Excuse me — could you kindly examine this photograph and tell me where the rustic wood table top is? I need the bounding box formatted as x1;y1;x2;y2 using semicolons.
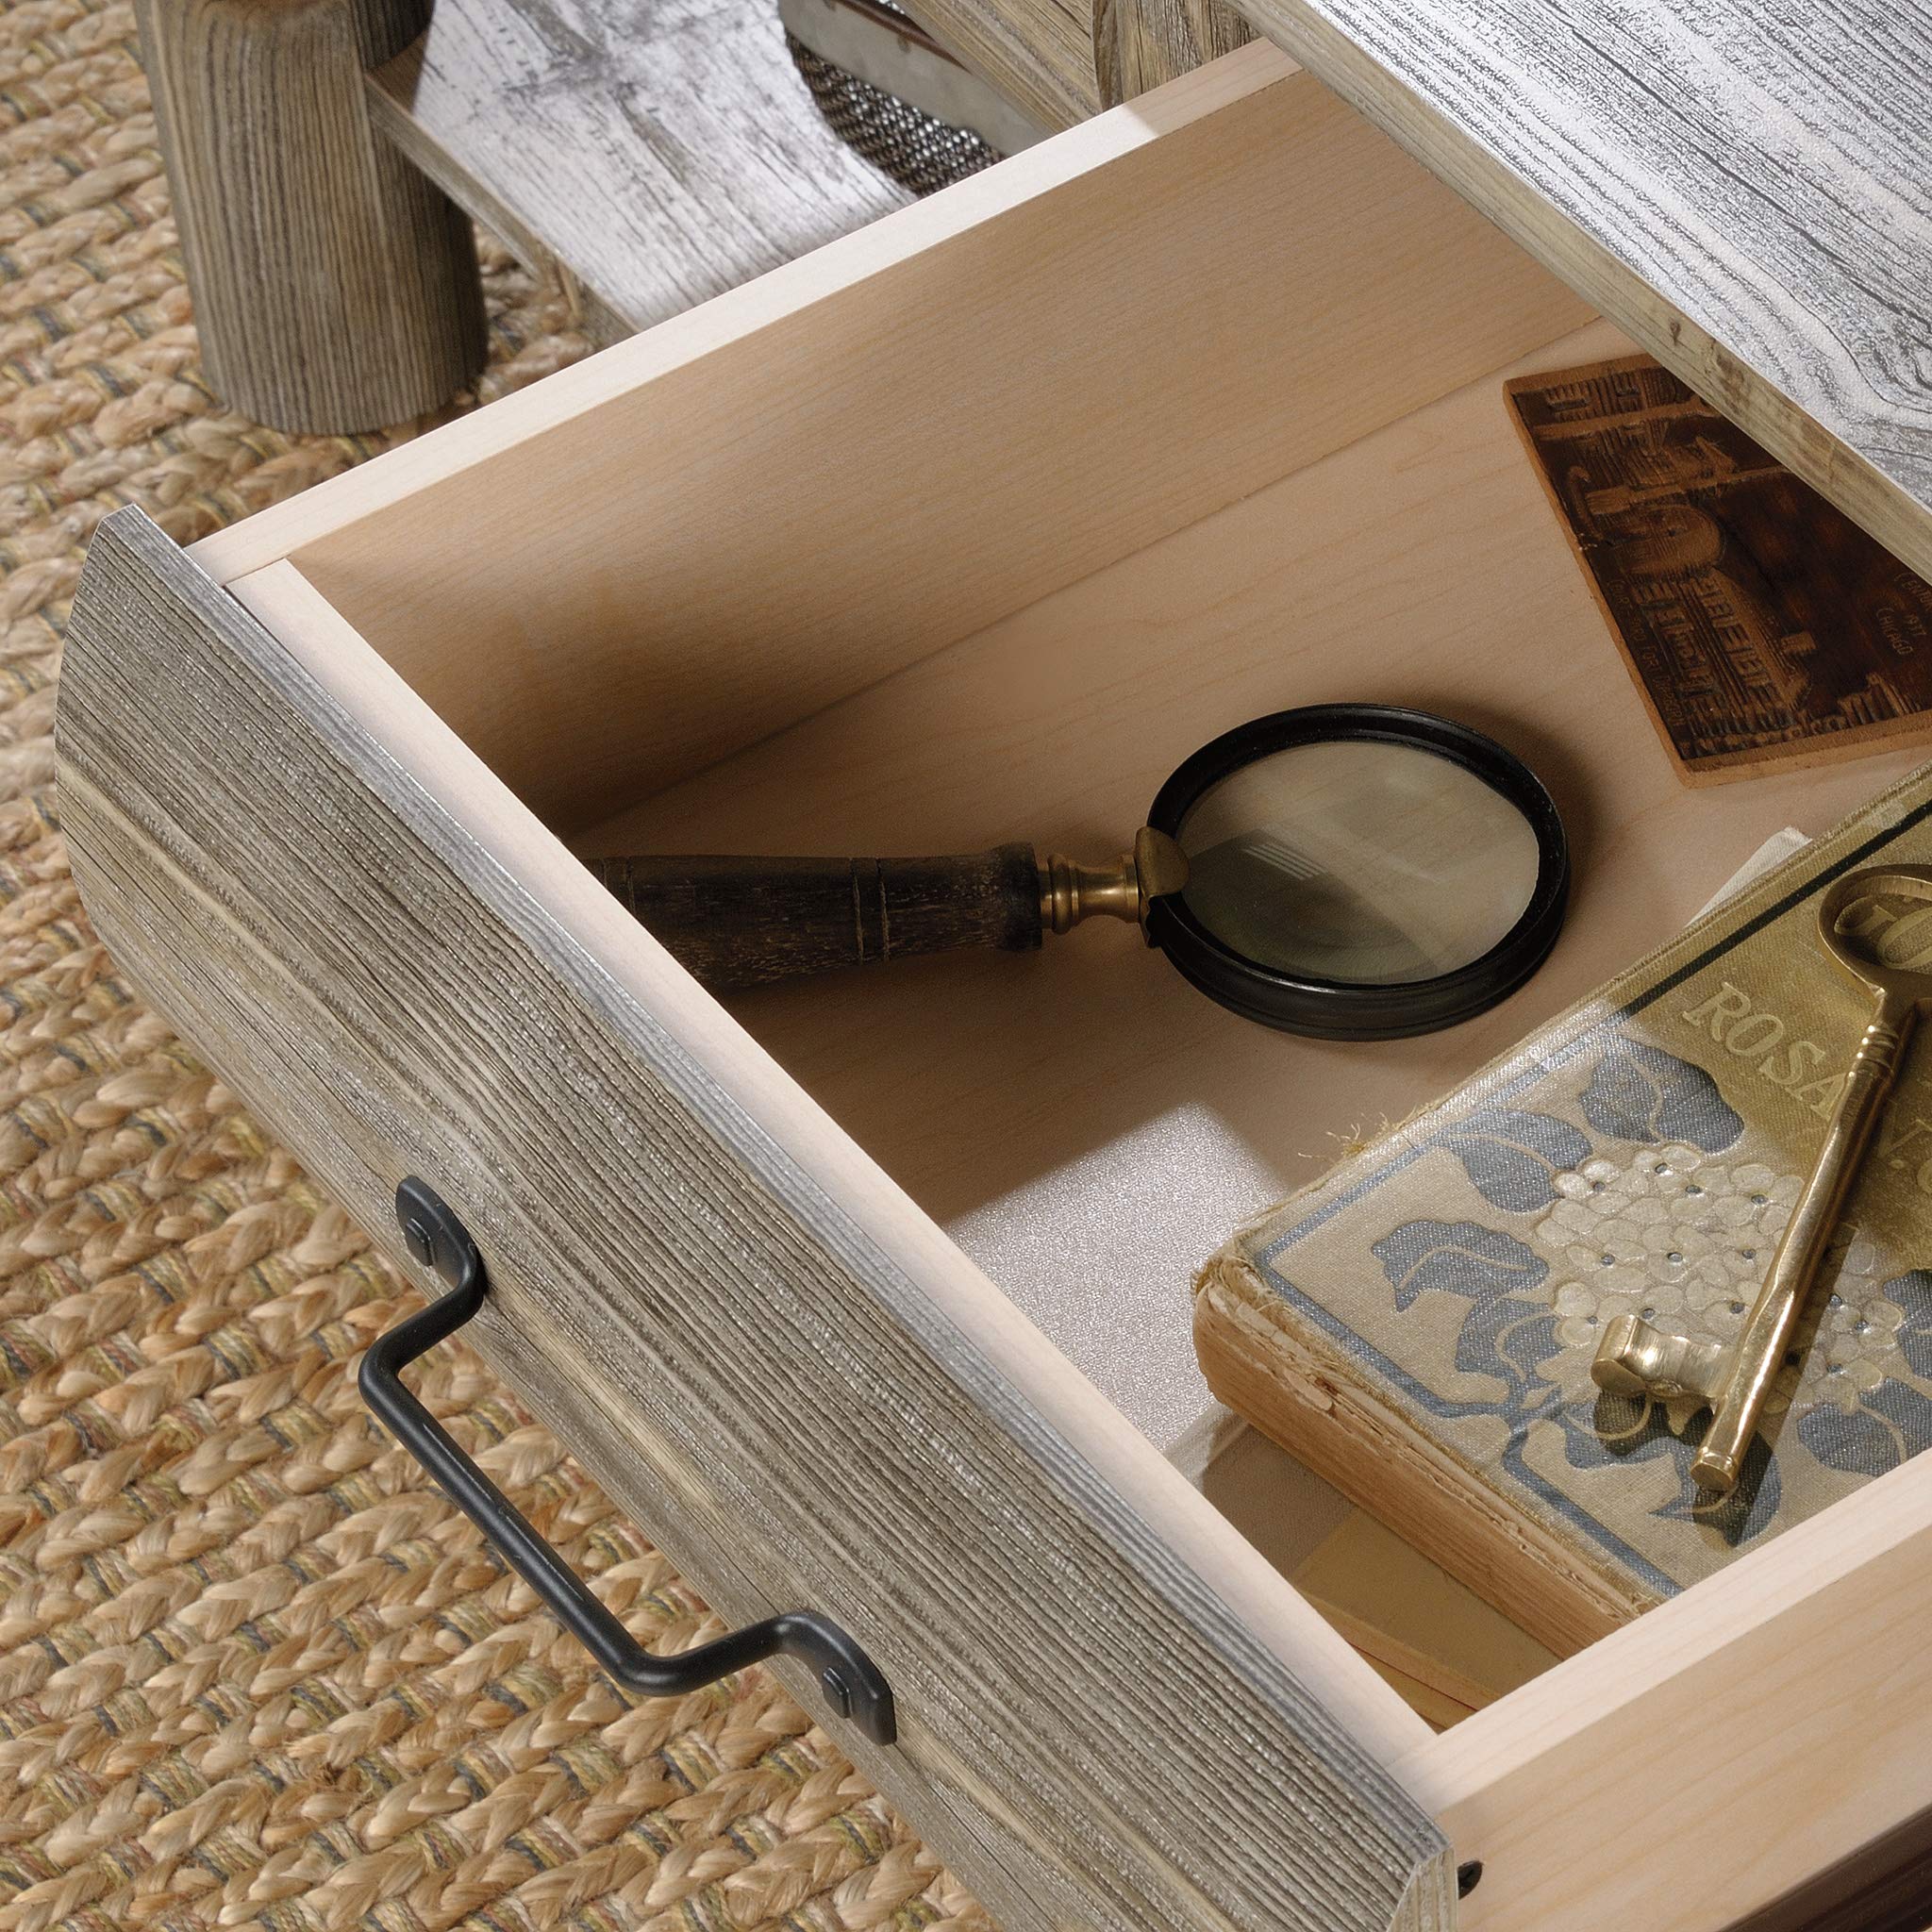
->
1224;0;1932;582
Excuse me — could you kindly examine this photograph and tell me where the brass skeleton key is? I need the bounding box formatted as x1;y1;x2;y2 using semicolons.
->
1592;865;1932;1495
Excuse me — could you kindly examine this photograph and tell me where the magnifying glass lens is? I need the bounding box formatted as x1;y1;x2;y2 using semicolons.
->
1174;739;1546;987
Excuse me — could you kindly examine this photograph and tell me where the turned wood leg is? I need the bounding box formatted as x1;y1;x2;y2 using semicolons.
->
136;0;487;435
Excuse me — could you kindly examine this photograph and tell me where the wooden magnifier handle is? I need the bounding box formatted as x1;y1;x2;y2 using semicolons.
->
598;846;1046;991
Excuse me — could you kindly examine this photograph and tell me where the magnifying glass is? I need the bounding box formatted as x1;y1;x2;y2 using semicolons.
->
600;703;1569;1039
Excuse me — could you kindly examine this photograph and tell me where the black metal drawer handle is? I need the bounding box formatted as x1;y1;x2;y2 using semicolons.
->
358;1177;897;1746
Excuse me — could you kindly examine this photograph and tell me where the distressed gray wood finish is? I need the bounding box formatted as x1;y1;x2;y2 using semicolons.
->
1228;0;1932;584
58;507;1456;1932
364;0;908;343
136;0;486;432
903;0;1237;121
1099;0;1252;101
901;0;1101;129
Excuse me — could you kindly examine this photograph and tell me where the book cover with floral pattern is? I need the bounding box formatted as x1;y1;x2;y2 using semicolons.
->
1197;760;1932;1649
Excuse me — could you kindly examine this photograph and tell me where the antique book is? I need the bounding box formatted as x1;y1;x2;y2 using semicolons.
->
1195;767;1932;1656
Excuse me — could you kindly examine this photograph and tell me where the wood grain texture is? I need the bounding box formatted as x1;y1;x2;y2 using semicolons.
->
135;0;485;433
1403;1451;1932;1932
577;313;1923;1413
363;0;907;344
190;47;1594;835
1228;0;1932;587
598;847;1044;990
899;0;1101;129
57;508;1452;1932
363;36;625;349
555;298;1932;1920
1734;1803;1932;1932
564;312;1932;1916
1099;0;1252;102
189;42;1280;587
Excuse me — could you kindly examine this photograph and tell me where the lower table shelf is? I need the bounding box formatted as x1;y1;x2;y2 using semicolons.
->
366;0;911;345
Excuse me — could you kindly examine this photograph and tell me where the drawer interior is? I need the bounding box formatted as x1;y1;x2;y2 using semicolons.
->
192;42;1607;1463
563;306;1925;1728
574;310;1926;1448
162;38;1932;1927
197;30;1932;1674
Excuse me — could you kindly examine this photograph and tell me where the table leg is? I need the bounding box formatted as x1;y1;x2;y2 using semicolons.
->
1098;0;1251;102
136;0;487;435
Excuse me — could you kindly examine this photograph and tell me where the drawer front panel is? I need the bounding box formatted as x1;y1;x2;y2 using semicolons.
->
58;509;1454;1932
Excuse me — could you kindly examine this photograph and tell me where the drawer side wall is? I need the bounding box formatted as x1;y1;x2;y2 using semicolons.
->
1403;1448;1932;1932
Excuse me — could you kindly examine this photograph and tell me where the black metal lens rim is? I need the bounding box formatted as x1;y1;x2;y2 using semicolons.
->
1142;703;1570;1040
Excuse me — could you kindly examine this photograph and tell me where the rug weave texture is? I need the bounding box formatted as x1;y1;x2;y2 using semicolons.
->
0;8;982;1929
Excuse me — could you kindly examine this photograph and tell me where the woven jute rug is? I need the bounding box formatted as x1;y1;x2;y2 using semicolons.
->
0;7;984;1929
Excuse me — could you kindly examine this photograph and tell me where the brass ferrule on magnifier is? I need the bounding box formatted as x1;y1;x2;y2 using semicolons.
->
1039;826;1188;940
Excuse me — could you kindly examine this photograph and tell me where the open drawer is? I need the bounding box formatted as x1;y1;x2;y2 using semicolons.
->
56;42;1932;1932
